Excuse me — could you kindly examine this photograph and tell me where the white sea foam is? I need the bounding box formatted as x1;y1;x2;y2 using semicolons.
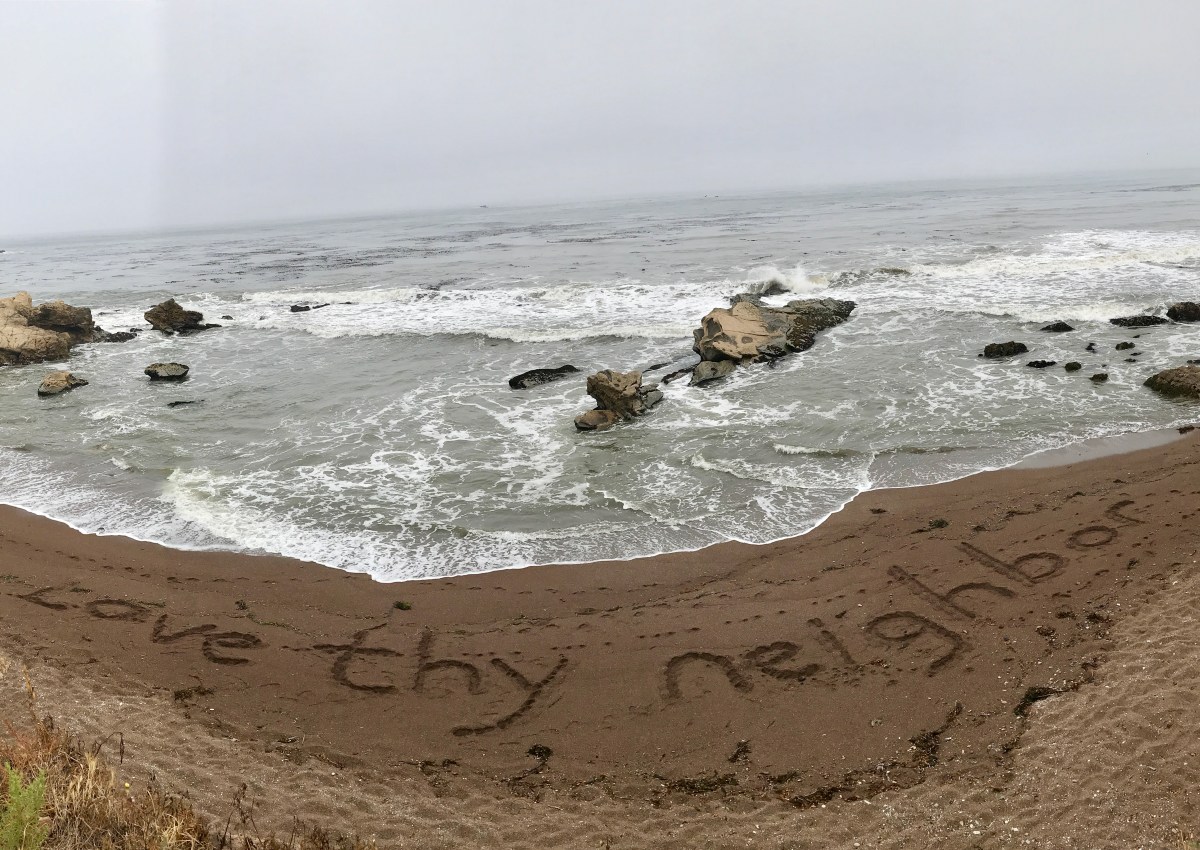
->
233;264;827;343
742;263;827;295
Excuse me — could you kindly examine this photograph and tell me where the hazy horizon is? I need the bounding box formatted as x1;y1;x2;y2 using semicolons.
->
4;1;1198;240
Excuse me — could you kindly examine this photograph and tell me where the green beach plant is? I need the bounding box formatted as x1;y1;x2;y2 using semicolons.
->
0;766;48;850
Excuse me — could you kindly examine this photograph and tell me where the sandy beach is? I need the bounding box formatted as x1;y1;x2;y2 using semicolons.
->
1;429;1197;848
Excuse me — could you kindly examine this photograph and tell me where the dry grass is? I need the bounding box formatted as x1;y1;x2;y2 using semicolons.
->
1;669;374;850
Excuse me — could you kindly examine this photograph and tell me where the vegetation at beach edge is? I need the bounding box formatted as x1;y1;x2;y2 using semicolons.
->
1;671;375;850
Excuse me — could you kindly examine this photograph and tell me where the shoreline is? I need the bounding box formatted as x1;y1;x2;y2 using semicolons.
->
1;428;1198;846
0;424;1192;582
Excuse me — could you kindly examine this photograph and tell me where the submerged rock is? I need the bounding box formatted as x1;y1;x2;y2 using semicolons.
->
144;299;219;334
652;353;702;384
1115;341;1135;351
1144;365;1200;399
574;369;663;431
1110;314;1168;328
167;399;203;408
93;327;138;343
1064;362;1083;372
981;341;1028;359
1085;342;1098;353
1026;360;1056;369
1040;321;1075;333
692;297;855;363
1167;302;1200;323
145;362;190;381
1090;373;1109;383
689;359;737;385
508;364;579;390
573;409;620;431
290;303;330;313
37;370;88;396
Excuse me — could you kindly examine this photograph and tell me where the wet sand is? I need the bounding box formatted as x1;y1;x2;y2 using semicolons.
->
1;430;1198;848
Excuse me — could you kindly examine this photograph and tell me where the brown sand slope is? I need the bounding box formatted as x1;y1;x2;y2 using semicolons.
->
0;432;1198;847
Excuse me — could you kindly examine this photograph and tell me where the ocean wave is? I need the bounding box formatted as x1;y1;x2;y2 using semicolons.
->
908;230;1200;280
928;302;1167;324
742;264;828;295
233;263;828;343
828;266;913;286
772;445;867;458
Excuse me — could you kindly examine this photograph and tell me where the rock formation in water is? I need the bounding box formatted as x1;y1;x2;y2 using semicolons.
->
981;341;1028;358
1110;314;1168;328
509;364;580;389
689;359;736;385
145;362;190;381
692;298;856;363
1040;321;1075;332
574;370;663;431
37;371;88;396
1167;302;1200;323
0;292;103;366
144;299;219;334
1144;365;1200;399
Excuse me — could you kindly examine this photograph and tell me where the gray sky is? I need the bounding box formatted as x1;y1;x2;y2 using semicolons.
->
3;0;1198;237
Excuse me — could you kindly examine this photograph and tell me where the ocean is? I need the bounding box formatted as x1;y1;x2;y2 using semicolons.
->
2;170;1198;580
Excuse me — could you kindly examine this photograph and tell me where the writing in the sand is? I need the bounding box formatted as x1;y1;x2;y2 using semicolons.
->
8;498;1145;734
9;587;570;737
309;625;568;737
660;499;1142;701
12;589;264;665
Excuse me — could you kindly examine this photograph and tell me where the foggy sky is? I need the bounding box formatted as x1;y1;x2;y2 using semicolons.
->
4;0;1198;238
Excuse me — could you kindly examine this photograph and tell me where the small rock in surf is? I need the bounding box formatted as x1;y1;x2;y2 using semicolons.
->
508;364;579;390
145;362;190;381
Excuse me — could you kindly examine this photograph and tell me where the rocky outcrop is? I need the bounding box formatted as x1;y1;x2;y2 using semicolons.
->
145;362;190;381
692;298;855;363
1040;321;1075;332
1026;360;1056;369
574;370;663;431
1091;373;1109;383
30;301;94;342
0;292;105;366
1167;302;1200;323
981;341;1028;359
290;303;330;313
1115;341;1135;351
1144;365;1200;399
1110;314;1168;328
508;364;579;389
37;371;87;396
0;294;70;365
689;359;736;385
144;299;219;334
1064;362;1082;372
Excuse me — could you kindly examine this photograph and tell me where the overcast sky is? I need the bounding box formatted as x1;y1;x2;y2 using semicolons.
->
3;1;1198;237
